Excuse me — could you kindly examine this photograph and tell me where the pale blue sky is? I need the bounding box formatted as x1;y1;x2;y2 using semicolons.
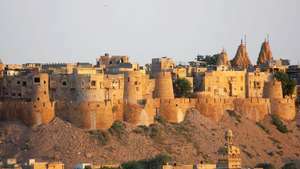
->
0;0;299;65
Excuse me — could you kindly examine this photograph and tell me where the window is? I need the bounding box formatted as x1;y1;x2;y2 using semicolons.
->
134;81;138;85
91;81;96;86
18;93;22;97
44;80;46;84
34;77;40;83
17;81;20;85
37;97;40;101
22;81;27;87
62;81;67;86
44;91;47;95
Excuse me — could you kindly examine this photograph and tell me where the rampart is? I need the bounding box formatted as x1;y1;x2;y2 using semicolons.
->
0;100;55;126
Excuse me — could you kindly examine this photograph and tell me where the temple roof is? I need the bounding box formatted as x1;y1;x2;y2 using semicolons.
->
217;49;230;66
231;41;252;69
257;40;273;65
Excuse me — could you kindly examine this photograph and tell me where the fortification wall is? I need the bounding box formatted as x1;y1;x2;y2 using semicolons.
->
233;98;270;121
0;100;55;126
56;101;118;130
195;97;233;121
156;98;194;123
124;102;155;126
270;98;296;121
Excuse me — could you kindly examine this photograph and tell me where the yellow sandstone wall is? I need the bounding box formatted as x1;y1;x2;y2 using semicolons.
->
233;98;270;122
271;98;296;121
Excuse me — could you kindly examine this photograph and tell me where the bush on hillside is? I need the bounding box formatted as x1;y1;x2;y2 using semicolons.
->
255;163;276;169
271;115;288;133
282;162;297;169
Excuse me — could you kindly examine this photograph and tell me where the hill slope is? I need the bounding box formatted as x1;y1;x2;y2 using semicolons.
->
0;110;299;169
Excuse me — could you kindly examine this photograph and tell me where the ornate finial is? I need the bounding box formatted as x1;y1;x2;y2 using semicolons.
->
267;34;270;42
225;129;233;146
244;34;247;47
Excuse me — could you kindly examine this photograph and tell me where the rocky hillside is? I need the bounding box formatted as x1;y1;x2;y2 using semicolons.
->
0;110;300;169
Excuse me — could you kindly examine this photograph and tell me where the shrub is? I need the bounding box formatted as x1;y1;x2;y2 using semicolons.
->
271;115;288;133
228;110;241;123
88;130;109;145
282;162;297;169
109;121;126;138
154;115;167;125
255;163;276;169
121;154;172;169
133;125;149;135
274;72;296;97
256;122;270;134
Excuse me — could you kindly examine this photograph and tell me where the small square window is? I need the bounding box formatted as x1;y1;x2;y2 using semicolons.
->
91;81;96;86
22;81;27;87
34;77;40;83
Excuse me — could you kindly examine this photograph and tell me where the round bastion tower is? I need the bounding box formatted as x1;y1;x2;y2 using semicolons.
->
29;73;55;126
124;71;143;104
263;79;283;99
123;71;155;126
154;71;174;99
263;78;296;121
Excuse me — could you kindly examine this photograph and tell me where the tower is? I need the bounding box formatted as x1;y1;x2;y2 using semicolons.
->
263;79;283;99
124;71;143;104
29;73;55;126
217;130;242;169
231;40;252;69
217;49;230;66
154;71;174;99
257;39;273;65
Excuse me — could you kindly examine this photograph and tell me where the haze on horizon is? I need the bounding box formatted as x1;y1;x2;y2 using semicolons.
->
0;0;299;65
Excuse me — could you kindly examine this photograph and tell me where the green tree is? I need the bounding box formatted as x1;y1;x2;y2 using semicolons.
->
173;78;192;97
274;72;296;97
121;154;171;169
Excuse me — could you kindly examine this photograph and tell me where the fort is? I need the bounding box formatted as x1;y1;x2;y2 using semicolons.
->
0;41;298;130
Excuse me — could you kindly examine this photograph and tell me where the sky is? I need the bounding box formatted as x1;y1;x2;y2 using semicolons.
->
0;0;299;65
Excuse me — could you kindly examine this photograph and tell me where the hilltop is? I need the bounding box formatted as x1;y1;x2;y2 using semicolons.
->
0;110;300;169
